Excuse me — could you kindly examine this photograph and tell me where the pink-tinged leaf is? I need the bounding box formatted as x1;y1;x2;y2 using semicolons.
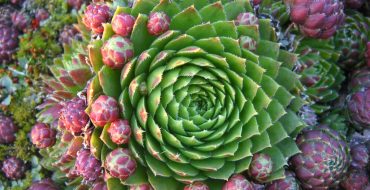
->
57;137;84;165
38;104;64;123
78;54;89;66
67;137;84;157
89;40;104;73
54;91;74;99
59;75;77;87
69;68;92;85
46;79;65;91
36;100;57;110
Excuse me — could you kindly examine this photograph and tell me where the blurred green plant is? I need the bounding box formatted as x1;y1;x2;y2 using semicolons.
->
16;0;78;80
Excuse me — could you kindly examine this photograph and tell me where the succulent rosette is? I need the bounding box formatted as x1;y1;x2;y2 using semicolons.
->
59;25;82;45
36;22;94;188
39;135;85;182
320;109;348;135
59;97;90;135
11;11;31;32
86;0;305;189
74;149;102;182
347;88;370;129
105;148;136;180
112;13;136;37
346;68;370;130
222;174;253;190
107;119;132;145
350;144;369;169
340;168;369;190
334;12;370;70
349;68;370;92
28;179;59;190
258;0;291;26
0;24;19;64
30;123;57;149
265;170;300;190
83;3;112;34
295;38;345;113
290;126;350;189
0;115;18;144
286;0;345;39
0;5;16;26
37;41;92;126
248;153;273;183
1;156;26;180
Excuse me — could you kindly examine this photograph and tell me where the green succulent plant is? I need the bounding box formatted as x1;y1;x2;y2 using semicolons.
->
0;86;46;190
86;0;306;189
16;0;78;80
295;38;345;113
258;0;290;26
320;109;348;136
0;75;17;107
36;30;91;125
334;11;370;70
36;18;93;189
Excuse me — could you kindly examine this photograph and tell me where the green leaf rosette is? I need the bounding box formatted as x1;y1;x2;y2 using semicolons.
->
88;0;305;189
295;38;345;113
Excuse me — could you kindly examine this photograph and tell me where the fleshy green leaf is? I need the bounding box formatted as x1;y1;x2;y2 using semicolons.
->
145;154;172;177
170;6;202;32
131;0;156;16
167;161;199;177
107;178;127;190
177;0;209;10
213;21;238;38
99;66;122;99
90;128;103;159
224;1;246;20
199;2;226;23
102;24;114;41
152;0;181;17
205;162;235;180
191;158;225;172
122;163;148;185
277;138;301;158
148;171;183;190
100;123;118;149
88;40;104;73
131;14;157;56
186;23;217;39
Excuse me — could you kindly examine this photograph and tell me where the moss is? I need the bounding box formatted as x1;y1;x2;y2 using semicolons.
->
0;135;35;162
8;88;37;131
0;88;36;162
0;144;10;161
14;131;36;161
10;172;33;190
16;0;77;80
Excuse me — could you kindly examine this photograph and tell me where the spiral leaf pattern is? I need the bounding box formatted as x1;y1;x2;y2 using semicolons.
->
88;0;305;188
